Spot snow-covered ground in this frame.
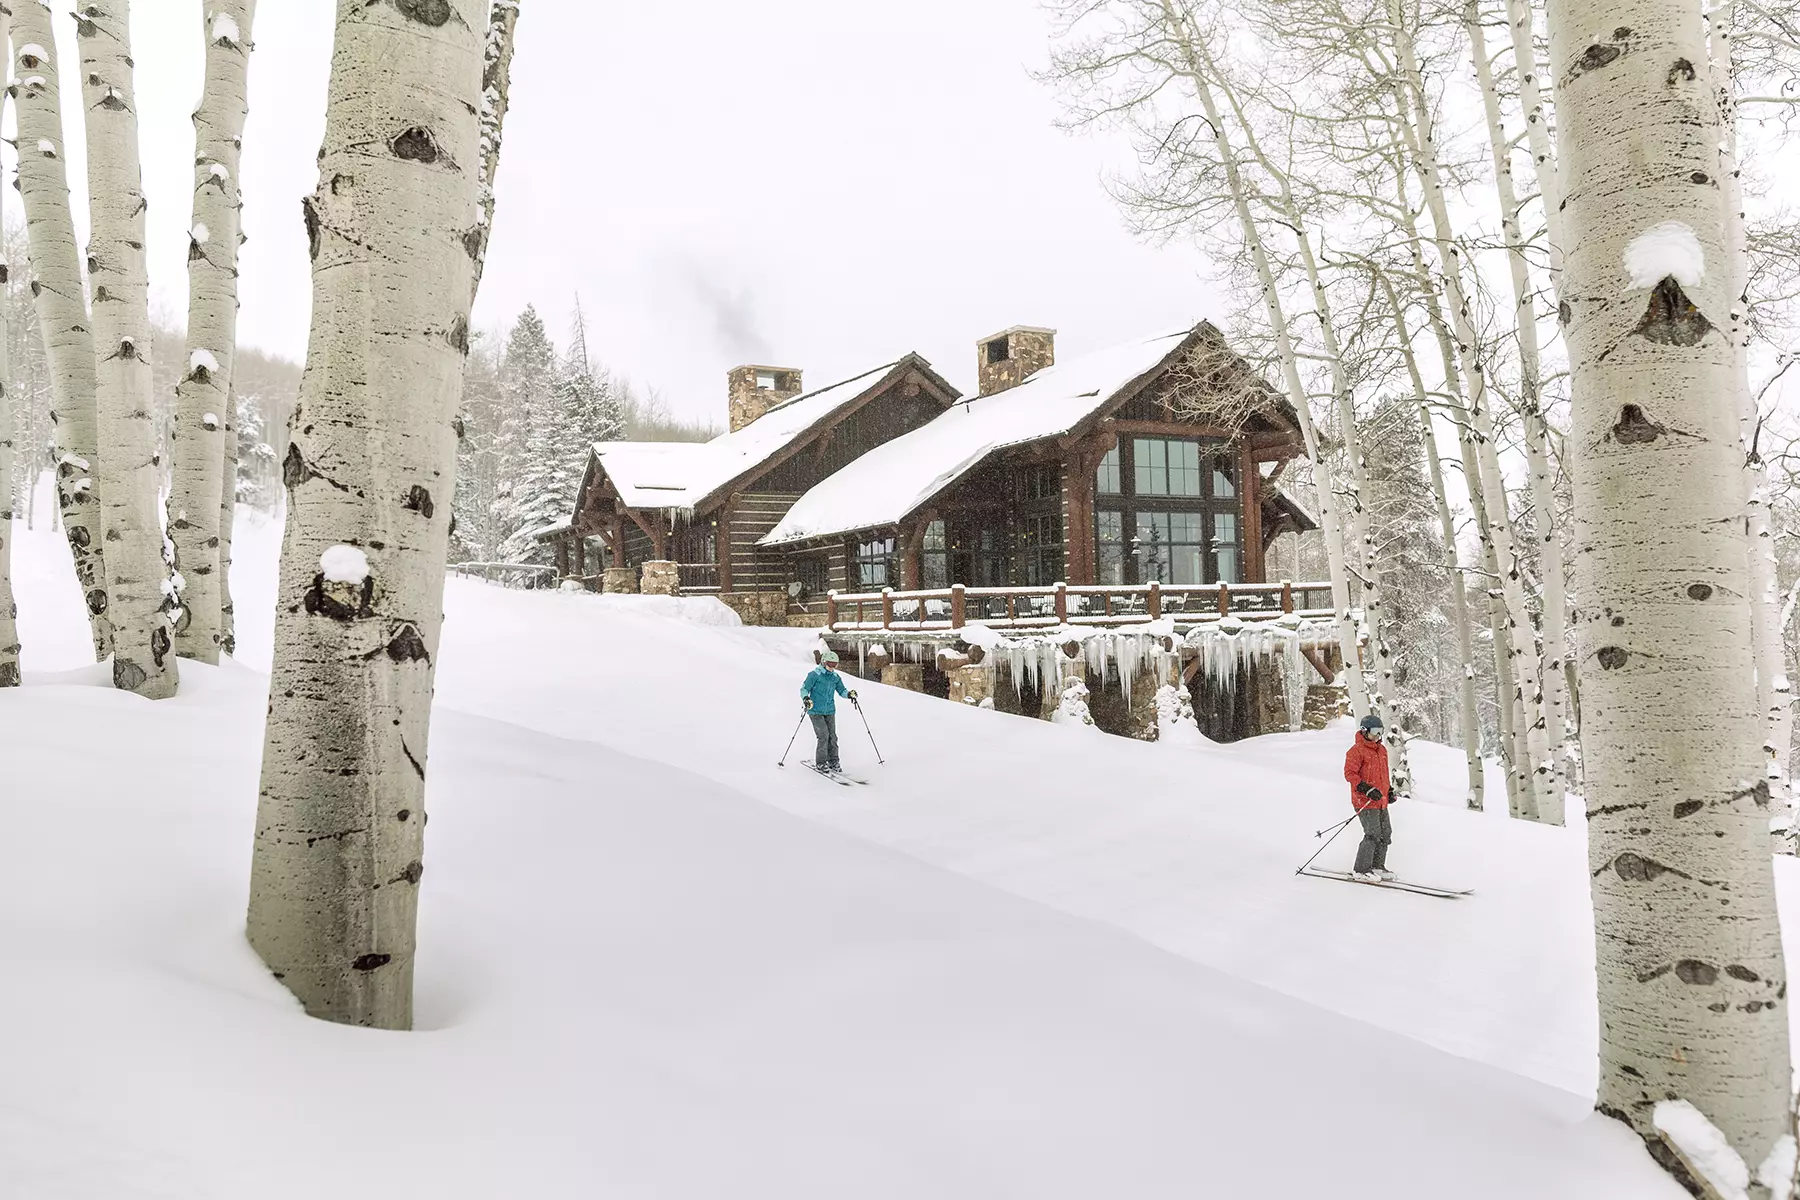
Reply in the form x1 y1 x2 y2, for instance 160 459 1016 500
0 479 1756 1197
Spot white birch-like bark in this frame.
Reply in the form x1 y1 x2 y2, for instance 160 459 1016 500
469 0 518 300
1388 7 1560 822
247 0 485 1029
10 12 108 660
1150 0 1371 722
1500 0 1564 280
1708 2 1794 849
170 1 255 664
1467 1 1577 798
0 0 16 688
220 381 237 655
78 1 178 700
1547 0 1794 1177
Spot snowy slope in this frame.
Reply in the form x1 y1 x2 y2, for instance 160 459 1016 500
0 489 1731 1197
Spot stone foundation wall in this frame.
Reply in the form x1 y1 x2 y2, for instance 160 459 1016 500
641 560 680 596
603 566 638 594
1302 684 1350 730
948 664 993 707
880 664 924 692
718 591 788 626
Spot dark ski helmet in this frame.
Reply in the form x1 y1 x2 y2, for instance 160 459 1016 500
1359 714 1384 737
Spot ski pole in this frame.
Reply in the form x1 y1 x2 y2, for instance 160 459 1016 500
778 712 807 767
850 696 885 765
1294 812 1360 875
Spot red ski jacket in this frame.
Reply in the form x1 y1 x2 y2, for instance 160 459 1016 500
1344 733 1391 811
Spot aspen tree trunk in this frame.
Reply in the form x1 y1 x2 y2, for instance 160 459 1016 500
468 0 519 300
170 1 255 664
1501 0 1564 280
1152 0 1370 721
1388 9 1560 822
219 383 237 655
1547 0 1795 1179
1707 2 1794 848
247 0 485 1029
1376 269 1482 807
11 12 108 660
0 2 16 689
1467 1 1576 796
78 1 177 700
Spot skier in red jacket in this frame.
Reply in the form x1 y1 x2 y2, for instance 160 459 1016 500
1343 714 1394 881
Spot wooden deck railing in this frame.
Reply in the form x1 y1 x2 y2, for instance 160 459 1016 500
448 561 560 589
825 581 1334 633
677 562 721 593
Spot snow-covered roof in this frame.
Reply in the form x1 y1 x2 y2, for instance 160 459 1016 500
761 330 1197 546
591 359 923 512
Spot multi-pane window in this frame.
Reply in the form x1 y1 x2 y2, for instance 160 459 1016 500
1095 446 1122 496
1019 512 1065 585
1017 464 1060 502
1096 510 1126 584
974 527 1008 587
793 556 829 598
922 519 950 590
1133 438 1203 497
855 536 896 588
1097 437 1242 585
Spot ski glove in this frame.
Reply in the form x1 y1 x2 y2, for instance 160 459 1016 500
803 697 813 712
848 690 859 701
1357 783 1384 804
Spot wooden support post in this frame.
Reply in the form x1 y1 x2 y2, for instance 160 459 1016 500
1148 580 1162 620
716 502 734 595
882 588 894 630
1281 579 1294 614
1007 594 1017 623
1301 645 1333 683
1054 582 1068 624
951 583 966 629
573 536 586 577
1217 583 1231 616
554 538 570 578
826 591 838 628
1239 440 1264 584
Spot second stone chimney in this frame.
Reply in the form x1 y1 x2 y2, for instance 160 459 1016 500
727 364 804 431
976 326 1056 397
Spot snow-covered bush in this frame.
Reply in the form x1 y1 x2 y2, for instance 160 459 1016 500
1154 684 1207 747
1051 678 1097 728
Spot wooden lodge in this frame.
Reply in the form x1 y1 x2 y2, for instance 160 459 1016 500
538 321 1321 628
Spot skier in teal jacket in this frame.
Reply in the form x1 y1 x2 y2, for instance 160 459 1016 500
802 651 855 772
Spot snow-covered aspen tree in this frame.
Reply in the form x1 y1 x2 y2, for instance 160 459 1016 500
0 2 16 689
1465 0 1576 794
468 0 518 298
1386 5 1559 822
11 7 108 660
1547 0 1796 1183
247 0 487 1029
219 381 237 655
170 2 255 664
78 1 178 699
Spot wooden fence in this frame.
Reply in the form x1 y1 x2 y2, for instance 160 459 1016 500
826 580 1334 633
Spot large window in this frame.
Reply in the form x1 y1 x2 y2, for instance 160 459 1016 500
1096 446 1122 496
922 520 950 590
1096 437 1242 585
1133 437 1203 497
855 536 896 588
792 556 829 598
1019 511 1064 585
1017 464 1060 502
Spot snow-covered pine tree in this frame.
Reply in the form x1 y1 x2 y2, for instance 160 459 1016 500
248 0 488 1029
491 305 561 563
1548 0 1795 1181
1362 397 1453 746
170 0 256 664
12 10 109 660
79 0 178 699
450 334 504 562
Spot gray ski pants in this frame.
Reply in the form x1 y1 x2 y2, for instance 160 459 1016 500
1353 806 1391 875
810 713 840 770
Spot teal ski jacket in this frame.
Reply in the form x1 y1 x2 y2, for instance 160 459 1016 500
801 666 850 715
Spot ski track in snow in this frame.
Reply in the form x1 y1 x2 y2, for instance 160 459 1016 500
0 486 1755 1198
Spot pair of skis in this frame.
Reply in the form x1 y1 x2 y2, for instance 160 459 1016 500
1297 868 1470 900
796 760 868 786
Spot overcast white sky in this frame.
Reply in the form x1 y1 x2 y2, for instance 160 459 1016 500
33 1 1222 429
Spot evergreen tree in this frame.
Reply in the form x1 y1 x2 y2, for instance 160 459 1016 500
1362 398 1453 744
492 305 560 563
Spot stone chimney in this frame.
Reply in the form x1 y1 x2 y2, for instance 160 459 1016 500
727 365 804 432
976 326 1056 397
